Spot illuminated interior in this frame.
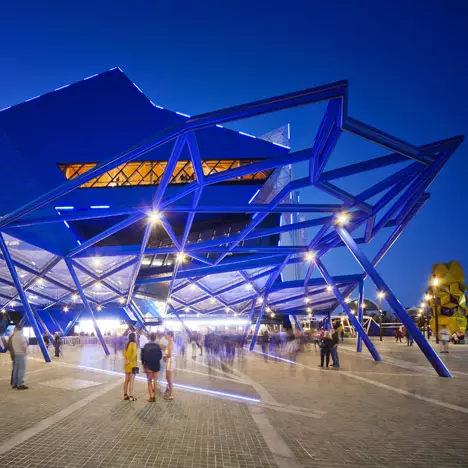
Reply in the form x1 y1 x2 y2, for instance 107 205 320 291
58 160 272 187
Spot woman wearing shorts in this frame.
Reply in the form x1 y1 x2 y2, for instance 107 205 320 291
164 331 176 400
123 332 137 401
141 332 163 402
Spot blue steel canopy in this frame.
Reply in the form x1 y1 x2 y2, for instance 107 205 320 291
0 67 463 377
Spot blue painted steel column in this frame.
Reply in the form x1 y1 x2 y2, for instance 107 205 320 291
168 305 193 338
357 280 364 353
64 310 82 336
315 259 381 362
241 300 256 347
249 302 266 351
0 234 51 362
47 310 65 335
128 302 148 332
335 226 452 377
34 308 52 337
292 314 303 331
65 259 110 355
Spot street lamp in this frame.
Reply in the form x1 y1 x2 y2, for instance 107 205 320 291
424 294 432 338
431 276 440 344
377 291 385 341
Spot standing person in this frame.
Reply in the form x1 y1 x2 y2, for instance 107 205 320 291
164 331 176 400
53 332 62 358
331 328 340 369
43 331 50 349
141 333 163 402
190 332 198 359
439 326 451 353
7 326 16 387
139 332 149 363
11 324 29 390
318 331 334 369
123 332 138 401
260 330 269 360
339 323 345 343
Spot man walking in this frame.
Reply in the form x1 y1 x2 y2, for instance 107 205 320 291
439 326 451 353
11 324 29 390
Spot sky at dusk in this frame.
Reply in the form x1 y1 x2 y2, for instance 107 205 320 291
0 0 467 307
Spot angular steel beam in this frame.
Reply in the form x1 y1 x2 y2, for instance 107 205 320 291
315 258 381 362
0 233 51 362
335 226 451 377
65 259 110 355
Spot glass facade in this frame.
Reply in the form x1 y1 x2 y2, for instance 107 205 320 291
58 160 272 188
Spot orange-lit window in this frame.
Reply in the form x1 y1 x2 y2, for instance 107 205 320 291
58 160 271 187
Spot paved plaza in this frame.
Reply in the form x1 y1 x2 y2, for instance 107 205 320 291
1 339 467 468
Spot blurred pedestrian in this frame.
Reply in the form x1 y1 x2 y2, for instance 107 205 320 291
439 326 450 353
11 324 29 390
190 332 198 359
7 326 16 387
331 328 340 369
43 331 50 349
261 330 269 360
123 332 138 401
53 332 62 358
318 331 333 369
164 331 175 400
139 331 148 362
142 332 162 402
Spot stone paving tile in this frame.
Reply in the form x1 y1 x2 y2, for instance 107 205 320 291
0 357 118 441
2 341 468 467
0 380 277 468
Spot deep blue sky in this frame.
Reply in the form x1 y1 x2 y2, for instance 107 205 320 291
0 0 467 307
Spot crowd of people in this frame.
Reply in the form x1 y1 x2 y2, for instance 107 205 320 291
255 324 345 369
121 330 175 402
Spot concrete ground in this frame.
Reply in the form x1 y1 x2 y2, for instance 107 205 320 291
0 337 467 468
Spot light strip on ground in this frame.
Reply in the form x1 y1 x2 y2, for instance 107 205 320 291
176 111 191 117
55 206 75 210
252 349 298 365
90 205 110 209
75 364 260 403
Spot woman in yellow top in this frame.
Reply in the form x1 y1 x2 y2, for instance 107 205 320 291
123 333 137 401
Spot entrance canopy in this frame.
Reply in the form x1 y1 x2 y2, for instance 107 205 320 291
0 68 463 377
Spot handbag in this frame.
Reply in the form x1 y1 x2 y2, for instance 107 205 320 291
132 366 139 374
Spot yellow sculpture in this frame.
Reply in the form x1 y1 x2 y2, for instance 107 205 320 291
428 261 468 334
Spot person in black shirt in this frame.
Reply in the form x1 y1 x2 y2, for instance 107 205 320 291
331 328 340 369
141 332 163 402
318 331 334 368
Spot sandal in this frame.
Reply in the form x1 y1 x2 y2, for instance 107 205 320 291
123 394 129 400
128 395 137 401
147 397 155 403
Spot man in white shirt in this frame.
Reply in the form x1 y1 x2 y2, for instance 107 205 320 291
11 324 29 390
139 332 149 363
439 327 451 353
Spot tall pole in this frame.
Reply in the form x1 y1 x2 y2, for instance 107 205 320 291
378 295 383 342
432 276 440 344
356 280 364 352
